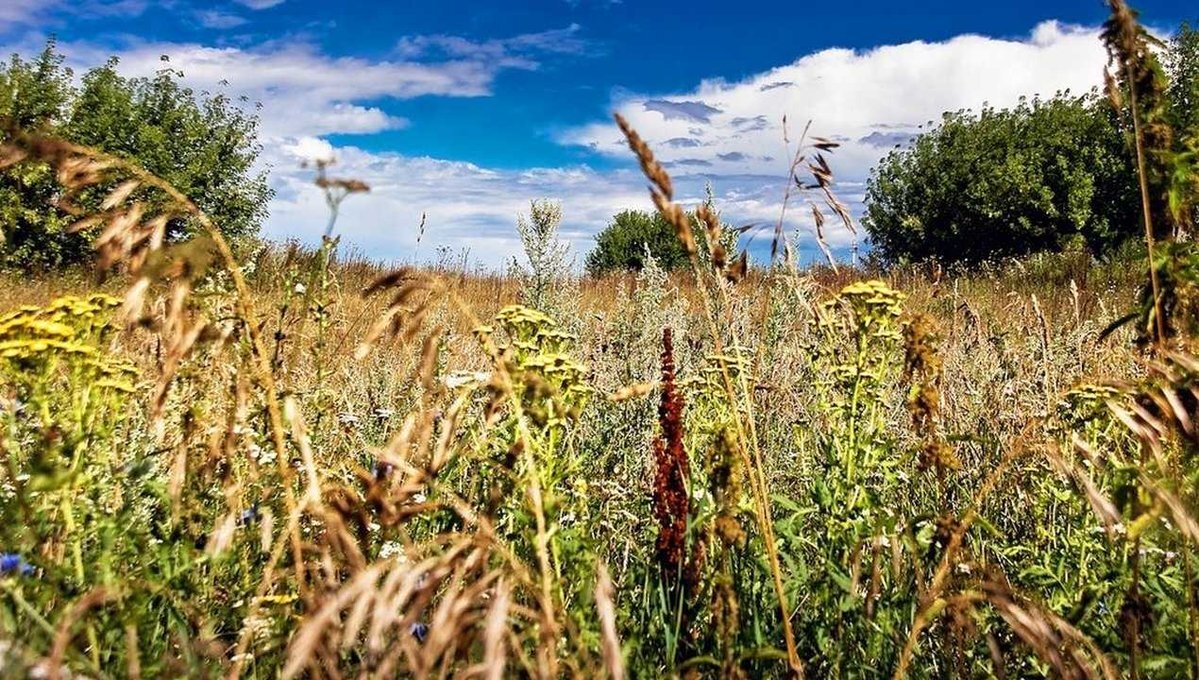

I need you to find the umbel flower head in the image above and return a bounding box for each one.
[483,305,593,425]
[824,279,907,341]
[0,294,135,392]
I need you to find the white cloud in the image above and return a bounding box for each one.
[563,21,1104,179]
[195,10,248,30]
[396,24,591,68]
[261,140,654,268]
[59,40,497,137]
[58,23,593,139]
[557,20,1108,255]
[234,0,285,9]
[285,136,335,163]
[0,0,51,27]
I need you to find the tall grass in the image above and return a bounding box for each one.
[0,2,1197,677]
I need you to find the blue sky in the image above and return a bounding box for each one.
[1,0,1194,266]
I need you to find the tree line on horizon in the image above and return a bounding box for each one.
[1,24,1196,275]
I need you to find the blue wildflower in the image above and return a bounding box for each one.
[0,553,35,577]
[238,504,260,526]
[409,622,428,643]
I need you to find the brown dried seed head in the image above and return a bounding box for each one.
[102,180,141,210]
[363,267,416,297]
[614,112,672,201]
[697,204,726,270]
[651,191,695,256]
[608,382,655,402]
[725,251,748,284]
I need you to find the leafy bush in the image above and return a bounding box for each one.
[585,202,740,276]
[585,209,691,275]
[863,94,1139,265]
[0,41,271,271]
[1166,22,1199,134]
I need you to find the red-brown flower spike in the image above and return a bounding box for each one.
[652,327,689,581]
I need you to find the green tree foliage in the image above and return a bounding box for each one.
[1166,23,1199,136]
[863,94,1140,265]
[0,41,271,271]
[1164,22,1199,230]
[585,209,690,276]
[584,198,739,276]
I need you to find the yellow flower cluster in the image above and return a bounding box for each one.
[0,294,137,392]
[481,305,592,423]
[822,280,907,341]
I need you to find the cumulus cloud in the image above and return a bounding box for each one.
[643,99,722,123]
[260,140,655,267]
[285,136,336,163]
[558,20,1108,253]
[56,40,506,137]
[563,21,1104,177]
[56,22,594,139]
[258,132,838,269]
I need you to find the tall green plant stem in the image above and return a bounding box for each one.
[445,290,561,678]
[683,245,804,678]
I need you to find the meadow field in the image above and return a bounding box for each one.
[0,204,1192,678]
[2,2,1199,678]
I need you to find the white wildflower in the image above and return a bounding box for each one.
[442,371,491,389]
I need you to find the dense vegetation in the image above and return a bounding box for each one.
[864,94,1139,264]
[1,2,1199,678]
[585,209,693,275]
[864,21,1199,265]
[0,41,271,271]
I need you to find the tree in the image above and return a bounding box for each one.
[1166,22,1199,135]
[0,42,271,270]
[585,210,691,276]
[863,94,1139,265]
[1164,21,1199,230]
[0,41,81,265]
